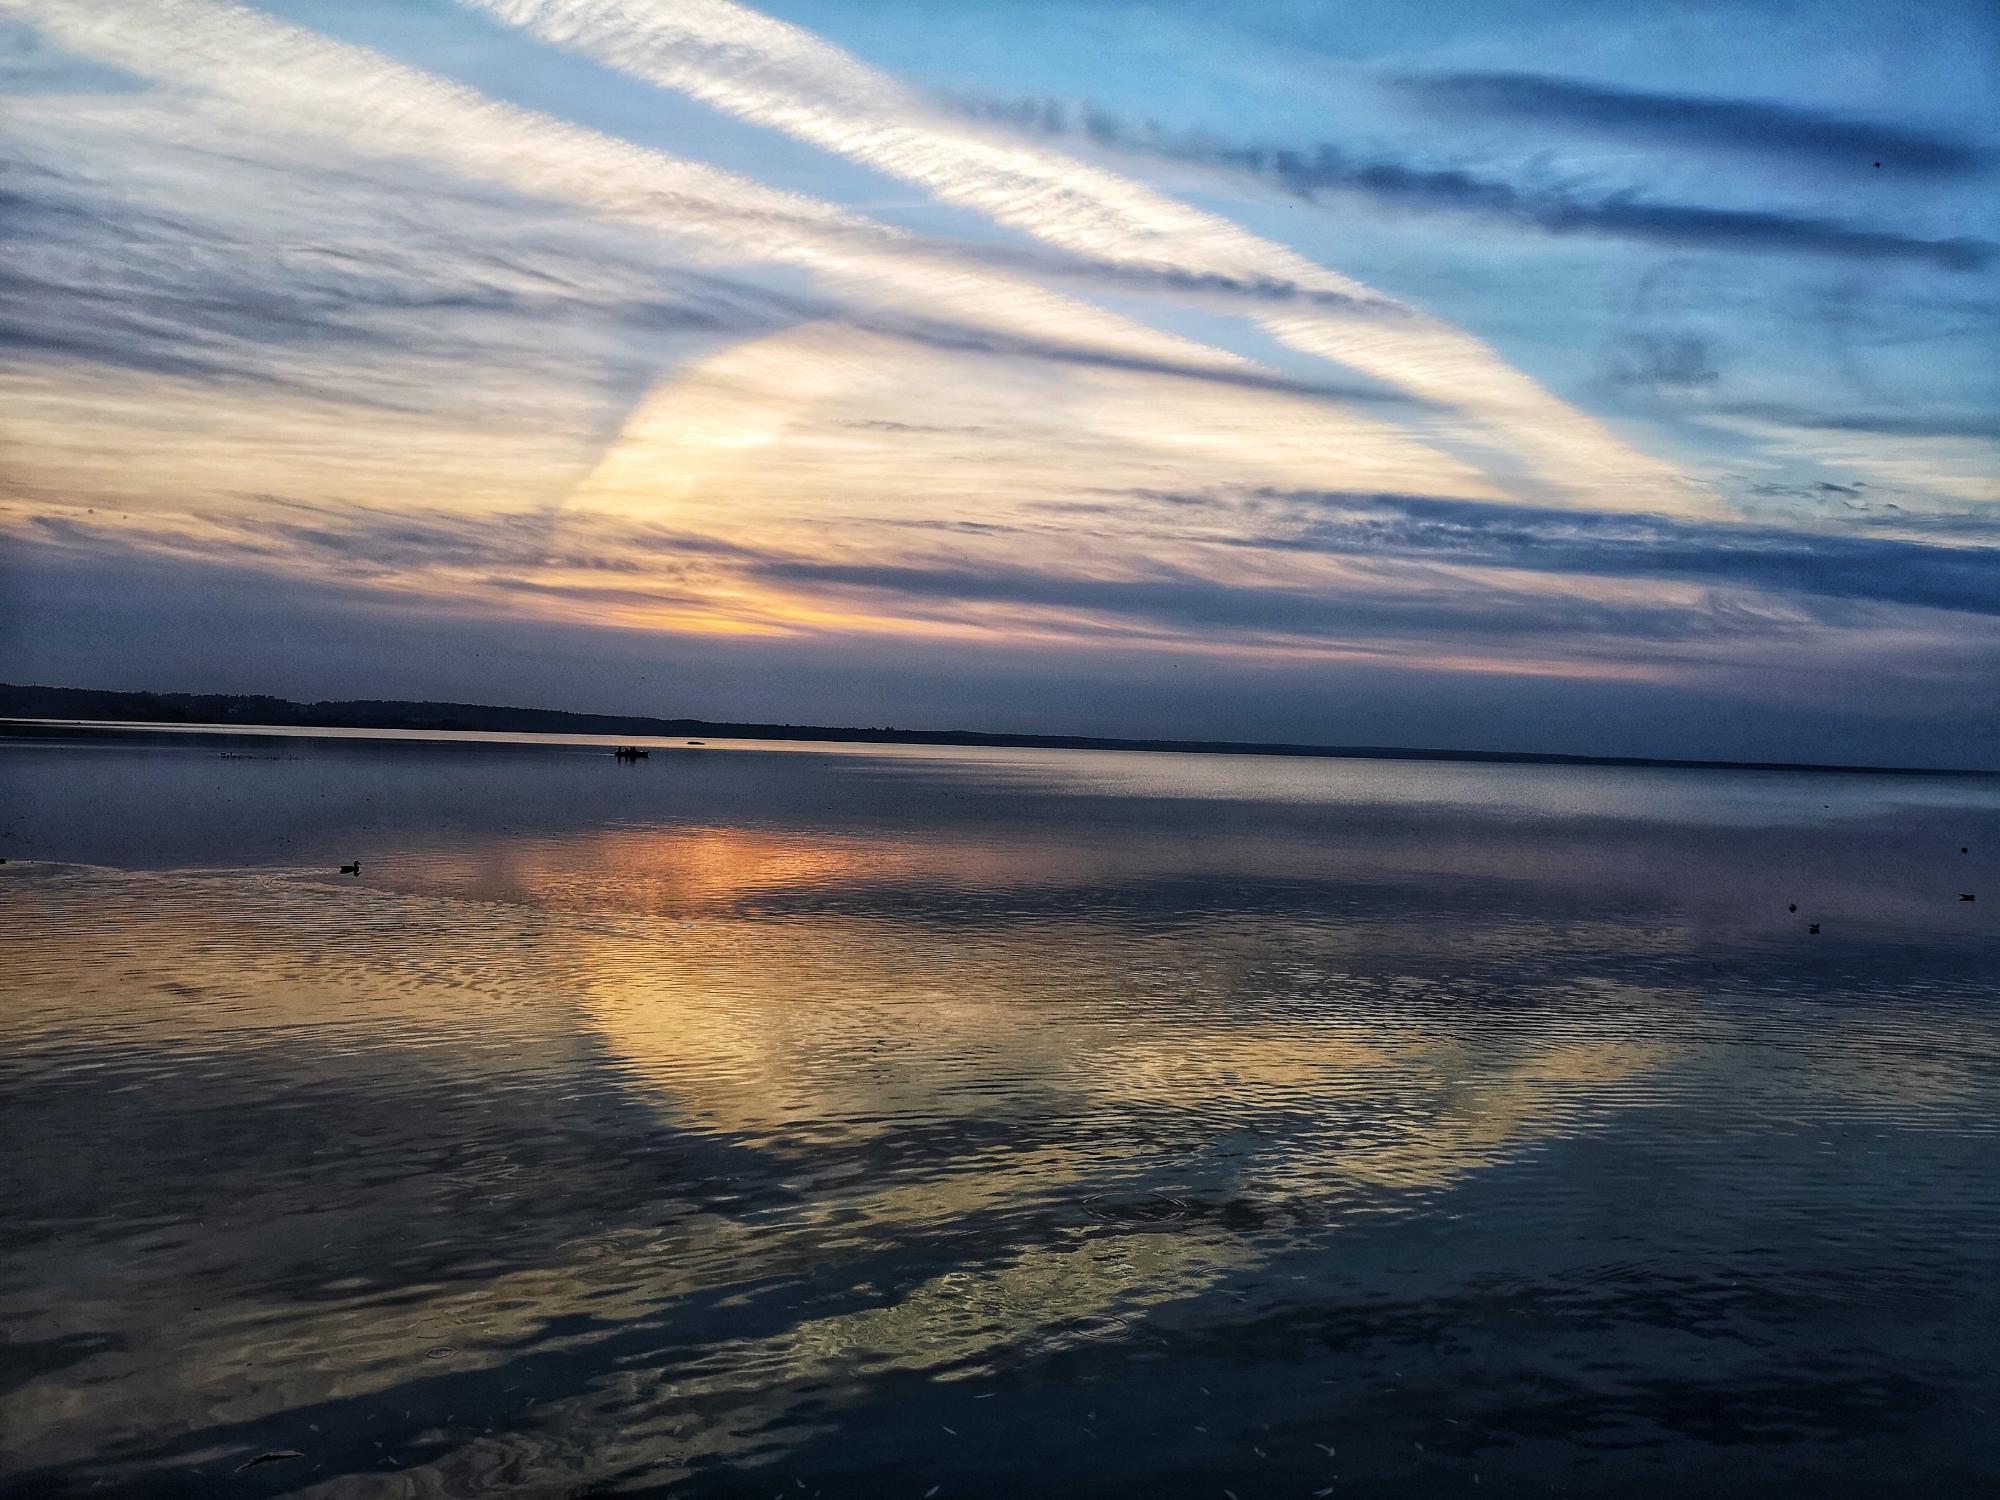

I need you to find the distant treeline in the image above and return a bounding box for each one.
[0,681,1982,777]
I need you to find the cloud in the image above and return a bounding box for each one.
[1602,333,1719,391]
[0,210,1406,414]
[32,478,1999,670]
[2,93,1408,330]
[1851,510,2000,543]
[0,106,848,428]
[1704,407,2000,507]
[7,0,1490,547]
[552,313,1499,561]
[0,225,800,403]
[1745,480,1867,502]
[759,493,2000,634]
[13,488,2000,773]
[1205,489,2000,618]
[463,0,1705,512]
[951,98,1993,271]
[748,555,1740,649]
[6,0,1297,402]
[25,495,766,575]
[1716,402,2000,441]
[2,493,1752,661]
[10,496,797,633]
[1397,71,1991,178]
[254,504,768,577]
[844,314,1424,407]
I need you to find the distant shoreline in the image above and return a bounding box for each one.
[2,683,1989,778]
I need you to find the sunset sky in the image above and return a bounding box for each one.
[2,0,1996,764]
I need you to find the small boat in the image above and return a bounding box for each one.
[613,745,650,761]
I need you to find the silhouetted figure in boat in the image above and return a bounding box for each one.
[339,861,360,876]
[1808,923,1820,934]
[1962,893,1978,902]
[613,745,649,761]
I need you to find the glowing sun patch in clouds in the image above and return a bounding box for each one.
[466,0,1716,517]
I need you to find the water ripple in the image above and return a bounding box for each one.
[2,739,1996,1497]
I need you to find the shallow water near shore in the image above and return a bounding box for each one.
[2,726,1997,1497]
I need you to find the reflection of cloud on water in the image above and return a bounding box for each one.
[4,860,1994,1494]
[562,910,1684,1430]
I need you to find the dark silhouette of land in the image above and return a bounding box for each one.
[0,681,1988,777]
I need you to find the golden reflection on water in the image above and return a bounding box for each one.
[1,840,1684,1485]
[421,820,1179,918]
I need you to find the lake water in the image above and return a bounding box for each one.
[2,724,1997,1497]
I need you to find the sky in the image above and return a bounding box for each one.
[1,0,1996,766]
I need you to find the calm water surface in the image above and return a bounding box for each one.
[2,726,1997,1497]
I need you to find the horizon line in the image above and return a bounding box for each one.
[1,682,1992,779]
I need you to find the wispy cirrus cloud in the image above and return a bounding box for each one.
[0,143,814,401]
[2,0,1298,397]
[0,133,1411,422]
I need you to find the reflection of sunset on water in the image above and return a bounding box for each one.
[4,733,1997,1495]
[6,861,1691,1489]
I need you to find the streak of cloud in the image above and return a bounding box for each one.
[950,98,1992,271]
[0,128,1413,426]
[1399,71,1991,178]
[1212,489,2000,618]
[0,490,1819,666]
[1717,402,2000,442]
[4,0,1302,406]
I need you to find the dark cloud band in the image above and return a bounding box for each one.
[1399,71,1990,178]
[953,97,1992,270]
